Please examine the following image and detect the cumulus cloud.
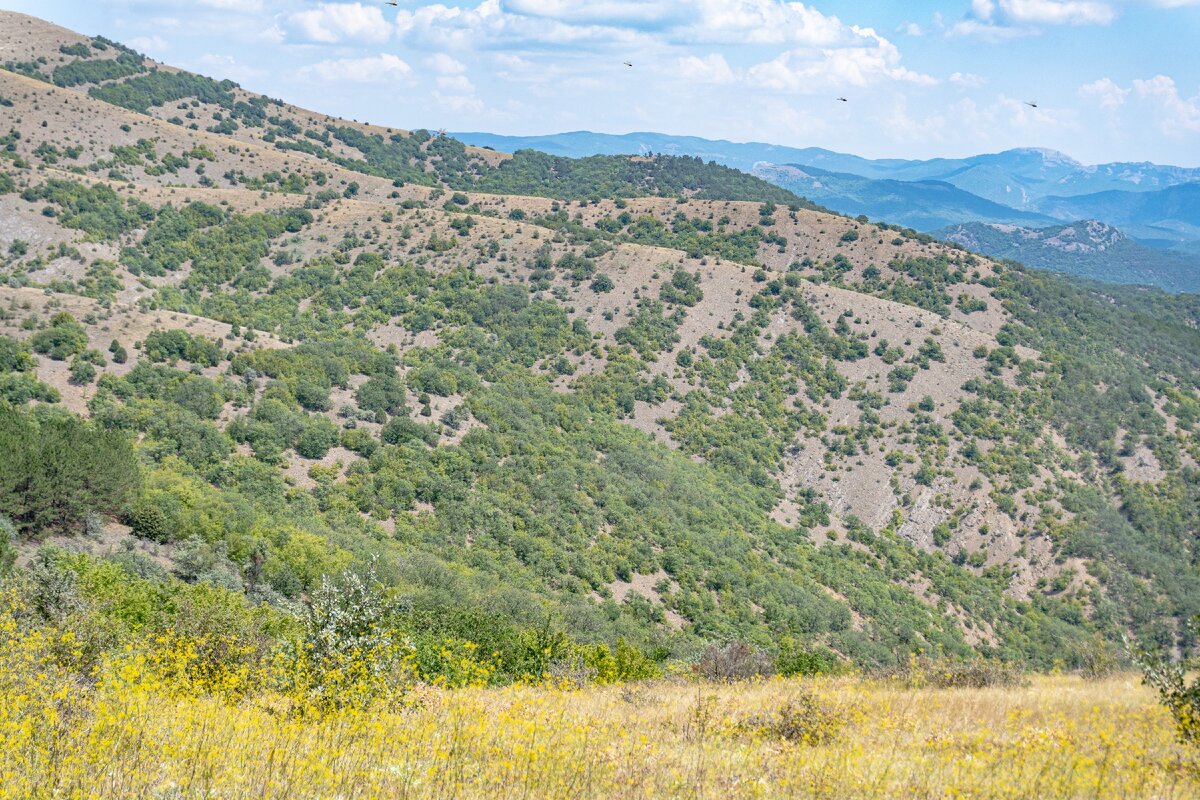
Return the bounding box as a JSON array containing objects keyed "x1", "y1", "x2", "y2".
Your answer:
[
  {"x1": 500, "y1": 0, "x2": 688, "y2": 26},
  {"x1": 197, "y1": 0, "x2": 264, "y2": 10},
  {"x1": 437, "y1": 75, "x2": 476, "y2": 93},
  {"x1": 128, "y1": 35, "x2": 169, "y2": 54},
  {"x1": 429, "y1": 0, "x2": 867, "y2": 47},
  {"x1": 192, "y1": 53, "x2": 268, "y2": 84},
  {"x1": 748, "y1": 33, "x2": 935, "y2": 91},
  {"x1": 290, "y1": 3, "x2": 391, "y2": 44},
  {"x1": 998, "y1": 0, "x2": 1115, "y2": 24},
  {"x1": 677, "y1": 53, "x2": 735, "y2": 84},
  {"x1": 952, "y1": 0, "x2": 1116, "y2": 37},
  {"x1": 884, "y1": 94, "x2": 1076, "y2": 150},
  {"x1": 950, "y1": 71, "x2": 986, "y2": 88},
  {"x1": 679, "y1": 0, "x2": 855, "y2": 44},
  {"x1": 1133, "y1": 75, "x2": 1200, "y2": 135},
  {"x1": 393, "y1": 1, "x2": 642, "y2": 49},
  {"x1": 433, "y1": 90, "x2": 484, "y2": 114},
  {"x1": 298, "y1": 53, "x2": 412, "y2": 83},
  {"x1": 1079, "y1": 77, "x2": 1130, "y2": 109},
  {"x1": 388, "y1": 1, "x2": 929, "y2": 92},
  {"x1": 388, "y1": 1, "x2": 910, "y2": 53},
  {"x1": 425, "y1": 53, "x2": 468, "y2": 75}
]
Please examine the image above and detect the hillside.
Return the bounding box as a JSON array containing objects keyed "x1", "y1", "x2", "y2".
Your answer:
[
  {"x1": 459, "y1": 130, "x2": 1200, "y2": 285},
  {"x1": 453, "y1": 131, "x2": 1200, "y2": 199},
  {"x1": 454, "y1": 130, "x2": 850, "y2": 173},
  {"x1": 937, "y1": 220, "x2": 1200, "y2": 293},
  {"x1": 1, "y1": 10, "x2": 1199, "y2": 682},
  {"x1": 458, "y1": 131, "x2": 1200, "y2": 205}
]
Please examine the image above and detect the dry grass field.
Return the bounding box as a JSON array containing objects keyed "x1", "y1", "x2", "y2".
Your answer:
[{"x1": 1, "y1": 610, "x2": 1194, "y2": 800}]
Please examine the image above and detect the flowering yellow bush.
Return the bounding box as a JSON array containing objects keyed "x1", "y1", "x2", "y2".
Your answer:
[{"x1": 2, "y1": 583, "x2": 1196, "y2": 800}]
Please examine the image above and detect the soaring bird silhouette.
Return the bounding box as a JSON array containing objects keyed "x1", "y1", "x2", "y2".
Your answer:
[
  {"x1": 384, "y1": 1, "x2": 397, "y2": 5},
  {"x1": 623, "y1": 61, "x2": 633, "y2": 68},
  {"x1": 837, "y1": 97, "x2": 848, "y2": 102},
  {"x1": 1024, "y1": 101, "x2": 1038, "y2": 108}
]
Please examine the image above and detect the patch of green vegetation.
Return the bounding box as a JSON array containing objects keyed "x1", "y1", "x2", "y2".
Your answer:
[
  {"x1": 121, "y1": 201, "x2": 311, "y2": 289},
  {"x1": 475, "y1": 150, "x2": 813, "y2": 204},
  {"x1": 51, "y1": 51, "x2": 144, "y2": 87},
  {"x1": 21, "y1": 179, "x2": 154, "y2": 241},
  {"x1": 89, "y1": 70, "x2": 237, "y2": 113},
  {"x1": 0, "y1": 405, "x2": 138, "y2": 534}
]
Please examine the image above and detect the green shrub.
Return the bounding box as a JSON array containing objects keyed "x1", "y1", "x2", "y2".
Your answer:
[
  {"x1": 68, "y1": 358, "x2": 97, "y2": 385},
  {"x1": 0, "y1": 336, "x2": 34, "y2": 372},
  {"x1": 777, "y1": 638, "x2": 841, "y2": 676},
  {"x1": 126, "y1": 497, "x2": 170, "y2": 543},
  {"x1": 0, "y1": 516, "x2": 16, "y2": 577},
  {"x1": 30, "y1": 313, "x2": 88, "y2": 360},
  {"x1": 142, "y1": 329, "x2": 222, "y2": 366},
  {"x1": 589, "y1": 273, "x2": 614, "y2": 293},
  {"x1": 1132, "y1": 626, "x2": 1200, "y2": 746}
]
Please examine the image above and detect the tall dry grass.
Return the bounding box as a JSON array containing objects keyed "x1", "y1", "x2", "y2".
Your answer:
[{"x1": 2, "y1": 611, "x2": 1195, "y2": 800}]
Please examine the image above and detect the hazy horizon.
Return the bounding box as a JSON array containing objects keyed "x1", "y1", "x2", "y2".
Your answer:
[{"x1": 2, "y1": 0, "x2": 1198, "y2": 166}]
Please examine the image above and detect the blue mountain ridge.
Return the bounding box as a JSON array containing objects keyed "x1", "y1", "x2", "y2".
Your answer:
[{"x1": 453, "y1": 130, "x2": 1200, "y2": 292}]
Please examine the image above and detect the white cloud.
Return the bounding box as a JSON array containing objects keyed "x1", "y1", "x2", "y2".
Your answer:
[
  {"x1": 999, "y1": 0, "x2": 1115, "y2": 24},
  {"x1": 884, "y1": 94, "x2": 1077, "y2": 151},
  {"x1": 899, "y1": 22, "x2": 926, "y2": 36},
  {"x1": 394, "y1": 1, "x2": 643, "y2": 49},
  {"x1": 950, "y1": 71, "x2": 986, "y2": 88},
  {"x1": 192, "y1": 53, "x2": 268, "y2": 84},
  {"x1": 948, "y1": 18, "x2": 1033, "y2": 38},
  {"x1": 425, "y1": 53, "x2": 468, "y2": 75},
  {"x1": 289, "y1": 3, "x2": 391, "y2": 44},
  {"x1": 433, "y1": 90, "x2": 484, "y2": 114},
  {"x1": 441, "y1": 0, "x2": 864, "y2": 47},
  {"x1": 1079, "y1": 77, "x2": 1130, "y2": 109},
  {"x1": 748, "y1": 34, "x2": 935, "y2": 91},
  {"x1": 501, "y1": 0, "x2": 687, "y2": 26},
  {"x1": 298, "y1": 53, "x2": 412, "y2": 83},
  {"x1": 128, "y1": 35, "x2": 169, "y2": 54},
  {"x1": 677, "y1": 53, "x2": 735, "y2": 85},
  {"x1": 390, "y1": 1, "x2": 909, "y2": 51},
  {"x1": 953, "y1": 0, "x2": 1116, "y2": 37},
  {"x1": 679, "y1": 0, "x2": 854, "y2": 45},
  {"x1": 1133, "y1": 75, "x2": 1200, "y2": 135},
  {"x1": 197, "y1": 0, "x2": 264, "y2": 10},
  {"x1": 437, "y1": 75, "x2": 475, "y2": 93}
]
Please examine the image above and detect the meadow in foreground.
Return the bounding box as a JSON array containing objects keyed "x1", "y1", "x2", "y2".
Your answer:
[{"x1": 2, "y1": 631, "x2": 1195, "y2": 800}]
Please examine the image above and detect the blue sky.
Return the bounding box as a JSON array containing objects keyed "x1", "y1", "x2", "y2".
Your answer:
[{"x1": 4, "y1": 0, "x2": 1199, "y2": 165}]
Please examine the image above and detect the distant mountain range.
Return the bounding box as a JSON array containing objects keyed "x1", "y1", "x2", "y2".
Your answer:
[
  {"x1": 454, "y1": 132, "x2": 1200, "y2": 202},
  {"x1": 455, "y1": 130, "x2": 1200, "y2": 292},
  {"x1": 748, "y1": 163, "x2": 1060, "y2": 231},
  {"x1": 1033, "y1": 183, "x2": 1200, "y2": 244},
  {"x1": 936, "y1": 221, "x2": 1200, "y2": 294}
]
